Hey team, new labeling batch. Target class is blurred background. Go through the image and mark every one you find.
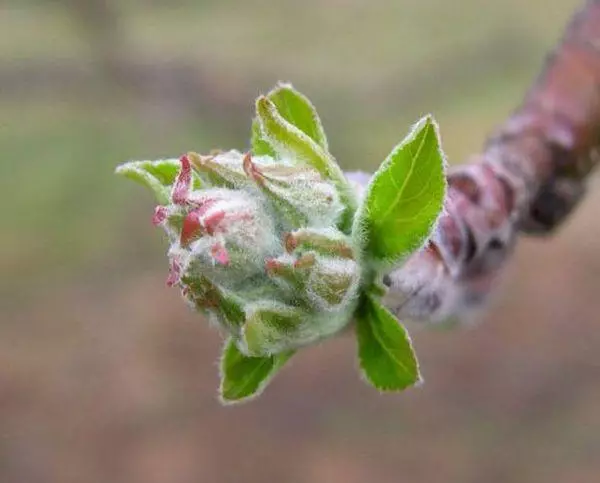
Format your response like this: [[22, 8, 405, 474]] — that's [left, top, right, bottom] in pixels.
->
[[1, 0, 599, 482]]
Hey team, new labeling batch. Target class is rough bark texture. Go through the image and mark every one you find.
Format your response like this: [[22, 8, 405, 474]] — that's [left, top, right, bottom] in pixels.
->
[[381, 0, 600, 322]]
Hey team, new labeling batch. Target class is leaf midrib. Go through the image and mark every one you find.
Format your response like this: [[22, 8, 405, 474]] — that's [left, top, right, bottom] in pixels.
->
[[368, 299, 414, 382], [374, 123, 430, 227]]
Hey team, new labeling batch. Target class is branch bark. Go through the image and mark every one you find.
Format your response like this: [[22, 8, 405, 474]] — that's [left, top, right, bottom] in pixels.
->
[[358, 0, 600, 323]]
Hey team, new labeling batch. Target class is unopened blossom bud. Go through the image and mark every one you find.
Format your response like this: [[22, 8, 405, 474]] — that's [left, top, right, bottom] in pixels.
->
[[243, 153, 343, 229], [128, 151, 361, 357], [162, 161, 281, 290], [117, 84, 446, 403], [305, 256, 359, 310], [240, 302, 306, 356], [285, 227, 354, 259]]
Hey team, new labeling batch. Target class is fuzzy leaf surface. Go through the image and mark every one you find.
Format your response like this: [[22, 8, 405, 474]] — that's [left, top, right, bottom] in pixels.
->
[[356, 295, 421, 391], [267, 83, 328, 150], [251, 83, 328, 157], [354, 115, 445, 264], [251, 119, 277, 157], [219, 339, 294, 404]]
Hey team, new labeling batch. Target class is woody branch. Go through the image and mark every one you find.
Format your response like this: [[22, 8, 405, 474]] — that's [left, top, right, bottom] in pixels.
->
[[371, 0, 600, 322]]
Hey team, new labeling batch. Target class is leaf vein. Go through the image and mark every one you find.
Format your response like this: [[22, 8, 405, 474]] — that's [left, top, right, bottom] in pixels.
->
[[374, 124, 430, 226]]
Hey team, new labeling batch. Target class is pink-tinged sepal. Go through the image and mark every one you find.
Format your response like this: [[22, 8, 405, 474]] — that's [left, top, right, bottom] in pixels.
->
[[166, 258, 182, 287], [152, 206, 169, 226], [180, 210, 203, 246], [210, 242, 230, 266], [171, 155, 193, 205]]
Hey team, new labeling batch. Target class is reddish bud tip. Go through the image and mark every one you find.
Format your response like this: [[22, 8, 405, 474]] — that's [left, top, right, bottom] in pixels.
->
[[294, 253, 316, 269], [152, 206, 168, 226], [339, 245, 354, 259], [166, 259, 182, 287], [180, 211, 203, 246], [284, 233, 297, 253], [211, 242, 230, 265], [242, 152, 264, 185], [203, 210, 227, 235], [172, 155, 192, 205], [265, 258, 282, 274], [194, 199, 218, 217]]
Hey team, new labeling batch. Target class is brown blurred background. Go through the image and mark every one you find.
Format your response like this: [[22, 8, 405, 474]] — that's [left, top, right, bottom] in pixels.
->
[[1, 1, 599, 482]]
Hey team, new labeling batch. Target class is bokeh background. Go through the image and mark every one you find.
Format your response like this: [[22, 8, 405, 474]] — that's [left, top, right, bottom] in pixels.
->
[[2, 1, 600, 482]]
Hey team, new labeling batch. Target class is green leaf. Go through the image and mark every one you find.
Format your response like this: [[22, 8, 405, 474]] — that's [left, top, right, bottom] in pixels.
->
[[255, 96, 335, 177], [355, 294, 421, 391], [115, 159, 201, 205], [255, 96, 357, 232], [354, 115, 446, 264], [250, 119, 277, 157], [267, 83, 328, 150], [250, 83, 328, 157], [219, 338, 294, 404]]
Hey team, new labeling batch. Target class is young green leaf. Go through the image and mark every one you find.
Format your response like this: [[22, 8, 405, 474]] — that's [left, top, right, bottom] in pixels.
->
[[219, 338, 294, 404], [267, 83, 329, 150], [250, 83, 328, 157], [250, 119, 277, 157], [354, 115, 446, 265], [116, 159, 201, 205], [356, 294, 421, 391]]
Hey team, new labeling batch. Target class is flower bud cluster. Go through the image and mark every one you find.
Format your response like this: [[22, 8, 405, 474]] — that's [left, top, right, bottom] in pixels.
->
[[153, 150, 361, 356]]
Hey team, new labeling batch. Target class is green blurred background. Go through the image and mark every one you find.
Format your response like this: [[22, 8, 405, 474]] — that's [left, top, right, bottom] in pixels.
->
[[2, 1, 599, 482]]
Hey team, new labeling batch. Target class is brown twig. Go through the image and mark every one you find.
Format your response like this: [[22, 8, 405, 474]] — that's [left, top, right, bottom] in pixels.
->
[[377, 0, 600, 322]]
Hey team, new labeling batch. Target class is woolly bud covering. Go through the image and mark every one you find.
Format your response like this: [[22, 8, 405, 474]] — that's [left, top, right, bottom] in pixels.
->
[[116, 83, 446, 403]]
